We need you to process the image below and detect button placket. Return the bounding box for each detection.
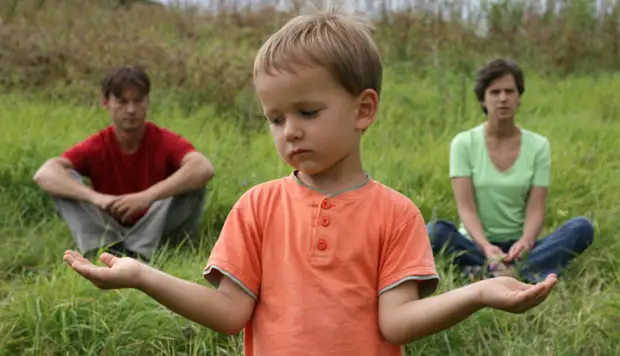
[316,199,332,252]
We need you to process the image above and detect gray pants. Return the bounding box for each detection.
[53,170,206,258]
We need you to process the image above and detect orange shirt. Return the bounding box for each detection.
[204,173,439,356]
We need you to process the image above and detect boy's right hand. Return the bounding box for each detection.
[63,250,144,290]
[476,274,558,314]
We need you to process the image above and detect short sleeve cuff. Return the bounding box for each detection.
[449,132,472,178]
[379,268,440,299]
[203,261,259,301]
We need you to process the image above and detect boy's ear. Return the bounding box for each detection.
[356,89,379,131]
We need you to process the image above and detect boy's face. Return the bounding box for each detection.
[255,65,378,176]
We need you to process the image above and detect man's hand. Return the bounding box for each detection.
[476,273,557,313]
[505,239,534,263]
[64,250,145,290]
[108,192,154,223]
[90,193,119,212]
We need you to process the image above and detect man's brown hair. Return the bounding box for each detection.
[100,66,151,99]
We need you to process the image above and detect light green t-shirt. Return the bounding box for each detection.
[449,123,551,242]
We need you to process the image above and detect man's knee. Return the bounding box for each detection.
[52,194,84,217]
[170,188,206,217]
[177,187,206,204]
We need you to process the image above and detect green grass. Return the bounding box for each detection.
[1,67,620,355]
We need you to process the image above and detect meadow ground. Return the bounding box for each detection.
[1,67,620,355]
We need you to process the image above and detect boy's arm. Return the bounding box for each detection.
[378,280,482,344]
[138,263,255,335]
[378,275,556,345]
[136,188,261,335]
[63,250,255,336]
[376,204,557,345]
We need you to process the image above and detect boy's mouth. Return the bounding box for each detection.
[291,148,311,156]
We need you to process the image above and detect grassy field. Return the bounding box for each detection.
[2,67,620,355]
[2,0,620,355]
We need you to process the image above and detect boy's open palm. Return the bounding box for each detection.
[479,274,558,314]
[63,250,144,290]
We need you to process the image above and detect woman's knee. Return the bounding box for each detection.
[566,216,595,248]
[427,219,450,235]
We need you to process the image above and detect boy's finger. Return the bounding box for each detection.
[64,250,92,267]
[99,252,119,267]
[515,279,556,312]
[515,282,545,302]
[72,263,108,283]
[63,250,81,265]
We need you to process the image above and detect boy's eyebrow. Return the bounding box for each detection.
[292,100,323,107]
[264,100,324,114]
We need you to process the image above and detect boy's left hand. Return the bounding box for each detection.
[477,274,558,313]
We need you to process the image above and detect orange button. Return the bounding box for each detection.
[320,216,330,226]
[321,200,331,209]
[317,239,328,250]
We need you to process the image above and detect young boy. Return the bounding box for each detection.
[63,8,558,356]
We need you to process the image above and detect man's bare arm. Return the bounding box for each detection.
[137,265,255,335]
[33,157,98,203]
[144,151,215,202]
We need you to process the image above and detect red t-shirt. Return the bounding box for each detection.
[62,121,196,224]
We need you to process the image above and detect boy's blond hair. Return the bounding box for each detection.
[253,6,383,98]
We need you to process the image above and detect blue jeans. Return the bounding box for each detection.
[426,217,595,283]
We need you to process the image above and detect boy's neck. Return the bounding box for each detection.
[295,152,367,196]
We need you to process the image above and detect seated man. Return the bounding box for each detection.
[427,59,594,283]
[33,66,215,261]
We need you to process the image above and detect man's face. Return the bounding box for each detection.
[103,86,149,132]
[482,74,520,121]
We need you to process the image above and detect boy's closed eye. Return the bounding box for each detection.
[299,109,320,118]
[267,109,321,125]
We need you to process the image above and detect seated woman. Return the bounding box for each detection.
[427,59,594,283]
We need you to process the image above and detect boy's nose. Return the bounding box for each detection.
[284,122,302,141]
